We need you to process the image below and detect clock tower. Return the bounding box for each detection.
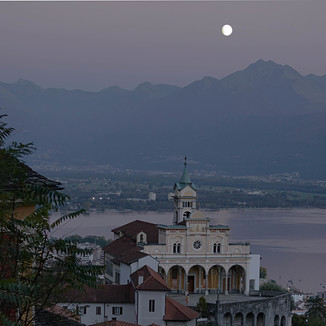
[173,158,197,224]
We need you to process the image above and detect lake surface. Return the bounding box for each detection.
[50,208,326,294]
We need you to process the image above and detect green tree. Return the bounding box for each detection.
[0,114,102,325]
[259,280,286,292]
[305,296,326,322]
[292,314,306,326]
[260,266,267,279]
[196,296,208,318]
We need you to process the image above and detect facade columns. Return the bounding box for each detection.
[185,272,188,295]
[225,270,229,295]
[205,273,209,295]
[245,268,250,295]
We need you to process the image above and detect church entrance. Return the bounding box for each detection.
[187,275,195,293]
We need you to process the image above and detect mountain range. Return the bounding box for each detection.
[1,59,326,179]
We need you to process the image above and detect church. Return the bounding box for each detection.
[104,160,260,296]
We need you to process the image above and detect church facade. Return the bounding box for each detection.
[104,160,260,296]
[142,160,260,295]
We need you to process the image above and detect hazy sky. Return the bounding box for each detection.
[0,1,325,91]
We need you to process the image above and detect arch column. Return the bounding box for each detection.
[205,273,208,295]
[245,268,250,295]
[185,271,188,295]
[225,270,229,295]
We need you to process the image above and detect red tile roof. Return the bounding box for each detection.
[130,265,170,291]
[112,220,159,244]
[63,284,134,304]
[103,236,148,265]
[164,297,200,321]
[103,236,137,257]
[118,250,148,264]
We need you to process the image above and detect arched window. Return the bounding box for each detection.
[213,243,221,253]
[173,243,181,253]
[183,211,190,219]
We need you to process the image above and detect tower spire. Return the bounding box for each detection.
[173,158,197,224]
[180,156,191,185]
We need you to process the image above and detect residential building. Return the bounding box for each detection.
[59,265,199,326]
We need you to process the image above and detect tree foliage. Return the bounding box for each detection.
[0,114,102,325]
[305,296,326,322]
[195,296,208,318]
[259,280,286,292]
[259,266,267,279]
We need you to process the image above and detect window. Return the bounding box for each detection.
[183,211,190,218]
[149,300,155,312]
[139,234,144,242]
[183,201,193,207]
[250,279,255,290]
[213,243,221,253]
[106,260,113,276]
[115,271,120,284]
[83,306,87,314]
[173,243,181,253]
[96,306,101,315]
[112,307,123,315]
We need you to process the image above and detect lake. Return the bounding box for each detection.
[50,208,326,294]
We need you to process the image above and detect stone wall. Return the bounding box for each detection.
[211,293,291,326]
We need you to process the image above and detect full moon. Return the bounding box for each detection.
[222,24,233,36]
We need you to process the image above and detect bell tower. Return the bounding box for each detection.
[173,157,197,224]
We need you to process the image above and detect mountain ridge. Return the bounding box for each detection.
[2,59,326,179]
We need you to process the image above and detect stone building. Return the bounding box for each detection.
[105,160,260,296]
[143,160,260,295]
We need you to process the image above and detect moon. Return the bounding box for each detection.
[222,24,233,36]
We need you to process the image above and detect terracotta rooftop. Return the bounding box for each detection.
[63,284,135,304]
[118,250,148,264]
[130,265,170,292]
[112,220,159,244]
[164,296,200,321]
[103,236,138,257]
[103,236,148,265]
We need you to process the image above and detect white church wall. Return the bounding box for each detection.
[247,254,261,291]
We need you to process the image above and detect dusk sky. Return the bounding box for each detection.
[1,1,326,91]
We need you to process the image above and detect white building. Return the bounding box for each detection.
[59,265,199,326]
[149,192,157,201]
[106,160,260,296]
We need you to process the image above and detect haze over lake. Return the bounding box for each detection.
[51,208,326,294]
